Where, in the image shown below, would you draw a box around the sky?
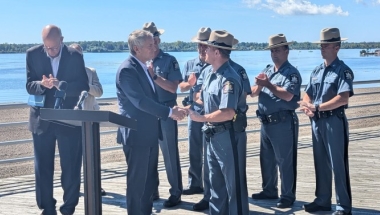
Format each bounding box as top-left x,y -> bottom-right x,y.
0,0 -> 379,44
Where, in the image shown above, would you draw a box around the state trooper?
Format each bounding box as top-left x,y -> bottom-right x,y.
143,22 -> 183,207
191,32 -> 251,213
179,27 -> 211,197
250,34 -> 301,209
299,28 -> 353,215
188,30 -> 249,215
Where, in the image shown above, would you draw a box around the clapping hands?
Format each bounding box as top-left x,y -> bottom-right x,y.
255,73 -> 270,87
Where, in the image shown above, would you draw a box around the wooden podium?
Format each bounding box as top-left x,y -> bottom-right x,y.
40,109 -> 137,215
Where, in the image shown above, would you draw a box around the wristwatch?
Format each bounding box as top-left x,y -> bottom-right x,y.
152,74 -> 158,80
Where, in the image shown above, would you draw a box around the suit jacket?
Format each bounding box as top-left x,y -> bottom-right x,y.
116,56 -> 170,147
26,44 -> 89,134
82,67 -> 103,110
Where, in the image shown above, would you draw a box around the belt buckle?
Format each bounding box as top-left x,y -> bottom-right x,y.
267,115 -> 273,123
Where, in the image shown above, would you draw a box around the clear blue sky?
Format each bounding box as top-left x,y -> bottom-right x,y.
0,0 -> 379,44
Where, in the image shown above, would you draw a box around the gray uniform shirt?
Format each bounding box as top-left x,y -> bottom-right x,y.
200,62 -> 243,115
305,57 -> 354,105
229,59 -> 252,95
182,57 -> 210,101
258,60 -> 302,115
153,49 -> 183,102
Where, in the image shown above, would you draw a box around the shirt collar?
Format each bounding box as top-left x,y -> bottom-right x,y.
131,55 -> 148,71
323,57 -> 340,69
276,60 -> 291,73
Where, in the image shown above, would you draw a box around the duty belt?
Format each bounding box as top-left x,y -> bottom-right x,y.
206,121 -> 233,133
256,110 -> 295,125
312,107 -> 345,121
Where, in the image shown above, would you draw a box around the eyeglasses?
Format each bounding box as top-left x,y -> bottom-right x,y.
43,44 -> 61,52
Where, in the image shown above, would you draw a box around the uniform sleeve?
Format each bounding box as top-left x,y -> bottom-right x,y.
337,68 -> 354,97
283,70 -> 302,96
167,56 -> 183,82
219,78 -> 239,110
238,68 -> 252,94
182,61 -> 190,82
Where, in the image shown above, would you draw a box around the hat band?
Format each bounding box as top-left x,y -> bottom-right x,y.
208,41 -> 232,48
269,41 -> 287,47
198,38 -> 208,41
321,37 -> 341,42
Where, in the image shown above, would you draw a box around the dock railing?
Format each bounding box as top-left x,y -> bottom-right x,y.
0,80 -> 379,165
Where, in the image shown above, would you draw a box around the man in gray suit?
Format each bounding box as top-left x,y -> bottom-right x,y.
116,29 -> 186,215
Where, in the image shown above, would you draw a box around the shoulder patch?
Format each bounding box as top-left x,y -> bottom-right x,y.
240,69 -> 248,80
290,74 -> 299,84
223,81 -> 234,94
344,70 -> 353,80
172,60 -> 179,70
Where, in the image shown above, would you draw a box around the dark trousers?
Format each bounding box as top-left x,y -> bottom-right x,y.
186,118 -> 204,188
311,115 -> 352,213
259,114 -> 298,201
156,118 -> 183,198
32,124 -> 82,215
123,144 -> 159,215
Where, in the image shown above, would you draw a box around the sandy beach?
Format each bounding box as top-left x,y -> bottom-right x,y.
0,87 -> 379,179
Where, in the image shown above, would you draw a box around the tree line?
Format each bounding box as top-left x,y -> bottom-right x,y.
1,41 -> 380,53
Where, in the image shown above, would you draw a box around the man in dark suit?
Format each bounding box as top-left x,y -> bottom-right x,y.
26,25 -> 89,215
116,29 -> 186,215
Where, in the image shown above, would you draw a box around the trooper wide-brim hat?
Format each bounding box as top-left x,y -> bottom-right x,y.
313,27 -> 347,44
265,34 -> 293,50
199,30 -> 238,50
191,27 -> 212,43
142,22 -> 165,37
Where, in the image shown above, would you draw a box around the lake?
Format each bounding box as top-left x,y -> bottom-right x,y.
0,49 -> 379,104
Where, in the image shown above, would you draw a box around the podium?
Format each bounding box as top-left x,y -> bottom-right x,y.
40,109 -> 137,215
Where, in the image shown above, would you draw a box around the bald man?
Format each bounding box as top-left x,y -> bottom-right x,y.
26,25 -> 89,215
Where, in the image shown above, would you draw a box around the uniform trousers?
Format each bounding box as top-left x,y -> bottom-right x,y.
156,117 -> 183,198
207,129 -> 243,215
259,113 -> 298,202
32,123 -> 82,215
311,114 -> 352,213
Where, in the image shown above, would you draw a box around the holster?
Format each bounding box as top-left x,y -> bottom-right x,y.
233,107 -> 248,132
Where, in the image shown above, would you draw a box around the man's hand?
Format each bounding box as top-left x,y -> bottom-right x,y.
298,101 -> 316,117
170,106 -> 187,121
188,73 -> 197,87
48,74 -> 60,89
298,101 -> 316,112
41,75 -> 54,89
147,61 -> 155,77
188,109 -> 205,122
255,73 -> 271,87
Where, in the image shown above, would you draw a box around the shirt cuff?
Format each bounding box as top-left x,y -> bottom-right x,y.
168,108 -> 172,117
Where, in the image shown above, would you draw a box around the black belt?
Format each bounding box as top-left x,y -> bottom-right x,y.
312,107 -> 345,121
206,121 -> 233,134
256,110 -> 295,125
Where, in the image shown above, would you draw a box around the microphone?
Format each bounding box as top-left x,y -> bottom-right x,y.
74,91 -> 89,110
53,81 -> 68,109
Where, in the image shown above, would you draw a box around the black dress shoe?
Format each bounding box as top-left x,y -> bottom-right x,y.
182,186 -> 204,195
276,198 -> 293,208
303,202 -> 331,212
193,199 -> 209,211
101,188 -> 106,196
163,195 -> 181,207
152,191 -> 160,201
251,192 -> 278,200
332,210 -> 352,215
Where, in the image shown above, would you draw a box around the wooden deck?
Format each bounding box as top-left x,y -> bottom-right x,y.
0,126 -> 379,215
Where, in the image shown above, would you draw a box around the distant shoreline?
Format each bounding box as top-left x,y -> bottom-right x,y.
1,41 -> 380,53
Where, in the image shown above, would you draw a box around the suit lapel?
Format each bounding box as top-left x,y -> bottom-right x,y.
56,45 -> 68,80
130,57 -> 157,98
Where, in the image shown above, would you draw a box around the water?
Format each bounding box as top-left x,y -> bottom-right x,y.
0,49 -> 379,104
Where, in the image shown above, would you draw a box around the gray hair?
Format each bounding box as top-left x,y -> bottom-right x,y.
128,30 -> 153,55
69,43 -> 83,55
